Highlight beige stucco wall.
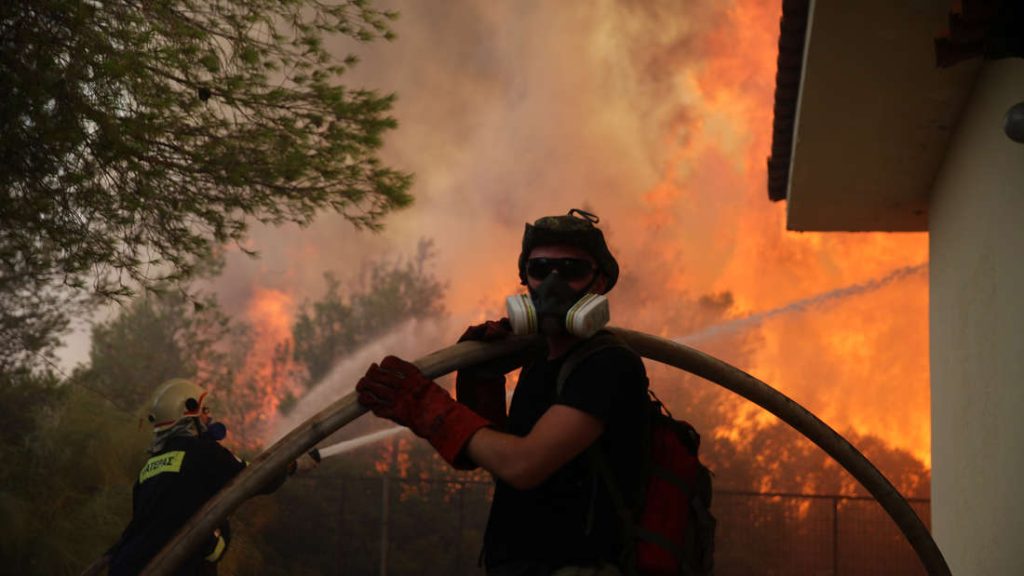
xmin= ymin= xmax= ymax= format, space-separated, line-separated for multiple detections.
xmin=929 ymin=58 xmax=1024 ymax=576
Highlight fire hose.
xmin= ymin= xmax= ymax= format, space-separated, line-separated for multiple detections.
xmin=140 ymin=327 xmax=951 ymax=576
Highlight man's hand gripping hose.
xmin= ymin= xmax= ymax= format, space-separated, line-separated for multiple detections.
xmin=356 ymin=355 xmax=489 ymax=468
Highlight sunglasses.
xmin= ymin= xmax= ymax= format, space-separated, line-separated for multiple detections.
xmin=526 ymin=258 xmax=596 ymax=281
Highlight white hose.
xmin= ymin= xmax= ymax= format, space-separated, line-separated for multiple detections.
xmin=142 ymin=329 xmax=951 ymax=576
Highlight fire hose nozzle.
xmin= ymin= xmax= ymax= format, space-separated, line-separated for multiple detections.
xmin=288 ymin=449 xmax=323 ymax=476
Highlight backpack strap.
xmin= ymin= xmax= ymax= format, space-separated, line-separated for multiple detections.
xmin=554 ymin=331 xmax=642 ymax=576
xmin=555 ymin=331 xmax=630 ymax=396
xmin=586 ymin=444 xmax=640 ymax=575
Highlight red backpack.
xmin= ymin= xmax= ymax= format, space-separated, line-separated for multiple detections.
xmin=557 ymin=332 xmax=716 ymax=576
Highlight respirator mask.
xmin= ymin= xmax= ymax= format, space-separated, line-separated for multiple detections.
xmin=506 ymin=257 xmax=610 ymax=338
xmin=200 ymin=421 xmax=228 ymax=441
xmin=186 ymin=397 xmax=228 ymax=441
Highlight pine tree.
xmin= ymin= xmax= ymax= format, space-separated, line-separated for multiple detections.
xmin=1 ymin=0 xmax=413 ymax=297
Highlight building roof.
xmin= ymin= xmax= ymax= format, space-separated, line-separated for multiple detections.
xmin=766 ymin=0 xmax=1024 ymax=231
xmin=767 ymin=0 xmax=810 ymax=202
xmin=765 ymin=0 xmax=986 ymax=231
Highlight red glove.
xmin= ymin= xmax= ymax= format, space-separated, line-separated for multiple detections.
xmin=357 ymin=356 xmax=489 ymax=469
xmin=455 ymin=318 xmax=516 ymax=428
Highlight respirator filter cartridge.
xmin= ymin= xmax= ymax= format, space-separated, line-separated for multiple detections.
xmin=506 ymin=294 xmax=538 ymax=336
xmin=565 ymin=293 xmax=609 ymax=339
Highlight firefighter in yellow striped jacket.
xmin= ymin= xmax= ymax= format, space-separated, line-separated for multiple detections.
xmin=105 ymin=379 xmax=316 ymax=575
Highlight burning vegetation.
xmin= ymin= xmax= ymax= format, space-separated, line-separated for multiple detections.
xmin=0 ymin=0 xmax=934 ymax=574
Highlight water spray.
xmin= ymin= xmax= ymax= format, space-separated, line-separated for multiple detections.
xmin=316 ymin=426 xmax=406 ymax=460
xmin=270 ymin=318 xmax=449 ymax=444
xmin=677 ymin=263 xmax=928 ymax=345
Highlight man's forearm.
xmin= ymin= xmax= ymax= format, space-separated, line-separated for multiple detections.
xmin=465 ymin=427 xmax=549 ymax=490
xmin=464 ymin=404 xmax=604 ymax=490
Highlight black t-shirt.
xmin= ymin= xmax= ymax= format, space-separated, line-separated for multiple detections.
xmin=108 ymin=435 xmax=246 ymax=575
xmin=483 ymin=343 xmax=649 ymax=572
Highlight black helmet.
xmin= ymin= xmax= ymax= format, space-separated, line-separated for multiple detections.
xmin=518 ymin=208 xmax=619 ymax=291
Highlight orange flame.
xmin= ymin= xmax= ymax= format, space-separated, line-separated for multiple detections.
xmin=221 ymin=0 xmax=931 ymax=494
xmin=225 ymin=287 xmax=303 ymax=451
xmin=629 ymin=0 xmax=931 ymax=474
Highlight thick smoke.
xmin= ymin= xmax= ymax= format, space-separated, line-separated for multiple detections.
xmin=214 ymin=0 xmax=931 ymax=471
xmin=213 ymin=0 xmax=728 ymax=315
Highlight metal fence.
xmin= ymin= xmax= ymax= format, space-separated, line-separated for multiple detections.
xmin=320 ymin=477 xmax=930 ymax=576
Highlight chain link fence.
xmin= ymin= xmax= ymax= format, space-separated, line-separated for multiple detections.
xmin=316 ymin=477 xmax=929 ymax=576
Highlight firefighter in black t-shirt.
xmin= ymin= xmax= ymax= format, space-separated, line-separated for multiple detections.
xmin=101 ymin=378 xmax=318 ymax=575
xmin=357 ymin=209 xmax=648 ymax=576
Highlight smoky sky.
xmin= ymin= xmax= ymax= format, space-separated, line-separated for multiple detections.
xmin=212 ymin=0 xmax=732 ymax=316
xmin=153 ymin=0 xmax=931 ymax=464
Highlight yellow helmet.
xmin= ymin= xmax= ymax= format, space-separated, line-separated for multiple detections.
xmin=147 ymin=378 xmax=208 ymax=432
